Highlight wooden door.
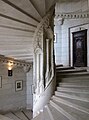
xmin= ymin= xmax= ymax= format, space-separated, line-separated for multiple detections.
xmin=73 ymin=30 xmax=87 ymax=67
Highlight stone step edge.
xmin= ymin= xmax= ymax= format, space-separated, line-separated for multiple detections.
xmin=32 ymin=112 xmax=42 ymax=120
xmin=57 ymin=87 xmax=89 ymax=93
xmin=50 ymin=100 xmax=76 ymax=120
xmin=56 ymin=64 xmax=63 ymax=67
xmin=55 ymin=91 xmax=89 ymax=102
xmin=45 ymin=105 xmax=54 ymax=120
xmin=4 ymin=112 xmax=21 ymax=120
xmin=56 ymin=66 xmax=74 ymax=70
xmin=58 ymin=83 xmax=89 ymax=88
xmin=59 ymin=79 xmax=89 ymax=82
xmin=56 ymin=72 xmax=89 ymax=76
xmin=59 ymin=82 xmax=89 ymax=85
xmin=57 ymin=69 xmax=87 ymax=73
xmin=0 ymin=114 xmax=14 ymax=120
xmin=52 ymin=95 xmax=89 ymax=115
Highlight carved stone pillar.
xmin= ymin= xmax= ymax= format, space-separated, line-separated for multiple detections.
xmin=45 ymin=39 xmax=50 ymax=82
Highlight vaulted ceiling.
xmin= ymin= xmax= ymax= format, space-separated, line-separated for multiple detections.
xmin=0 ymin=0 xmax=55 ymax=62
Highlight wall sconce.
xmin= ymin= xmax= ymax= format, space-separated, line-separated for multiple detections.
xmin=8 ymin=62 xmax=13 ymax=76
xmin=8 ymin=69 xmax=12 ymax=76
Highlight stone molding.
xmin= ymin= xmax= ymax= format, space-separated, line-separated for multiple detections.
xmin=55 ymin=11 xmax=89 ymax=20
xmin=33 ymin=6 xmax=55 ymax=98
xmin=34 ymin=6 xmax=54 ymax=49
xmin=0 ymin=55 xmax=32 ymax=72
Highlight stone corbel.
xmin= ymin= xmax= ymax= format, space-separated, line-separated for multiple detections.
xmin=23 ymin=64 xmax=32 ymax=73
xmin=56 ymin=17 xmax=64 ymax=25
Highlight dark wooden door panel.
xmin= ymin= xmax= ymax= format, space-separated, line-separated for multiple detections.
xmin=73 ymin=30 xmax=87 ymax=67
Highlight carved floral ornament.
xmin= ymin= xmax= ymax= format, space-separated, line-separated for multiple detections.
xmin=34 ymin=7 xmax=54 ymax=45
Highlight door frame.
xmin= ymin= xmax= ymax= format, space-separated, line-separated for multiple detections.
xmin=69 ymin=26 xmax=88 ymax=67
xmin=72 ymin=30 xmax=87 ymax=67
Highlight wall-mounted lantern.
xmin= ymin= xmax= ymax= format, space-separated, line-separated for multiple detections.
xmin=8 ymin=62 xmax=13 ymax=76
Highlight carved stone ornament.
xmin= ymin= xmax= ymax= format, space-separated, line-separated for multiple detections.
xmin=0 ymin=55 xmax=32 ymax=73
xmin=33 ymin=6 xmax=54 ymax=49
xmin=55 ymin=10 xmax=89 ymax=20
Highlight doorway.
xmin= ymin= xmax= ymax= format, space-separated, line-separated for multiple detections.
xmin=72 ymin=30 xmax=87 ymax=67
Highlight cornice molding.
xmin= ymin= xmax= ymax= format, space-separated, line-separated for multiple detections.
xmin=55 ymin=11 xmax=89 ymax=20
xmin=0 ymin=55 xmax=32 ymax=72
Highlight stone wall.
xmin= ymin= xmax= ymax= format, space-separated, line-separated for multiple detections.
xmin=0 ymin=64 xmax=27 ymax=113
xmin=54 ymin=0 xmax=89 ymax=66
xmin=26 ymin=67 xmax=33 ymax=110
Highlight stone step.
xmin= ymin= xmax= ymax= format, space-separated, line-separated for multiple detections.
xmin=22 ymin=109 xmax=32 ymax=120
xmin=45 ymin=105 xmax=54 ymax=120
xmin=59 ymin=77 xmax=89 ymax=82
xmin=56 ymin=89 xmax=89 ymax=99
xmin=47 ymin=104 xmax=70 ymax=120
xmin=56 ymin=72 xmax=89 ymax=78
xmin=0 ymin=114 xmax=14 ymax=120
xmin=12 ymin=111 xmax=29 ymax=120
xmin=55 ymin=91 xmax=89 ymax=102
xmin=57 ymin=87 xmax=89 ymax=93
xmin=32 ymin=107 xmax=52 ymax=120
xmin=56 ymin=66 xmax=74 ymax=71
xmin=52 ymin=96 xmax=89 ymax=114
xmin=51 ymin=100 xmax=89 ymax=120
xmin=56 ymin=64 xmax=63 ymax=67
xmin=57 ymin=96 xmax=89 ymax=110
xmin=58 ymin=82 xmax=89 ymax=87
xmin=43 ymin=106 xmax=52 ymax=120
xmin=4 ymin=112 xmax=21 ymax=120
xmin=56 ymin=68 xmax=87 ymax=74
xmin=32 ymin=112 xmax=43 ymax=120
xmin=50 ymin=100 xmax=76 ymax=120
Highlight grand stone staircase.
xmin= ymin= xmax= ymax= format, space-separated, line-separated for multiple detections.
xmin=31 ymin=66 xmax=89 ymax=120
xmin=1 ymin=66 xmax=89 ymax=120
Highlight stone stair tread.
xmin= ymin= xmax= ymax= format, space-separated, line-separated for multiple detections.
xmin=33 ymin=107 xmax=52 ymax=120
xmin=50 ymin=100 xmax=76 ymax=120
xmin=12 ymin=111 xmax=29 ymax=120
xmin=56 ymin=90 xmax=89 ymax=98
xmin=57 ymin=68 xmax=87 ymax=73
xmin=47 ymin=104 xmax=69 ymax=120
xmin=57 ymin=96 xmax=89 ymax=110
xmin=4 ymin=112 xmax=21 ymax=120
xmin=61 ymin=78 xmax=89 ymax=82
xmin=59 ymin=82 xmax=89 ymax=87
xmin=56 ymin=66 xmax=74 ymax=70
xmin=0 ymin=114 xmax=14 ymax=120
xmin=57 ymin=87 xmax=89 ymax=93
xmin=32 ymin=112 xmax=43 ymax=120
xmin=59 ymin=81 xmax=89 ymax=84
xmin=22 ymin=109 xmax=32 ymax=119
xmin=52 ymin=100 xmax=89 ymax=120
xmin=56 ymin=64 xmax=63 ymax=67
xmin=52 ymin=96 xmax=89 ymax=114
xmin=43 ymin=107 xmax=52 ymax=120
xmin=57 ymin=72 xmax=89 ymax=77
xmin=32 ymin=67 xmax=89 ymax=120
xmin=55 ymin=91 xmax=89 ymax=102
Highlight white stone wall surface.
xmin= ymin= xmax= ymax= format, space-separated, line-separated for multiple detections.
xmin=54 ymin=0 xmax=89 ymax=66
xmin=0 ymin=64 xmax=27 ymax=113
